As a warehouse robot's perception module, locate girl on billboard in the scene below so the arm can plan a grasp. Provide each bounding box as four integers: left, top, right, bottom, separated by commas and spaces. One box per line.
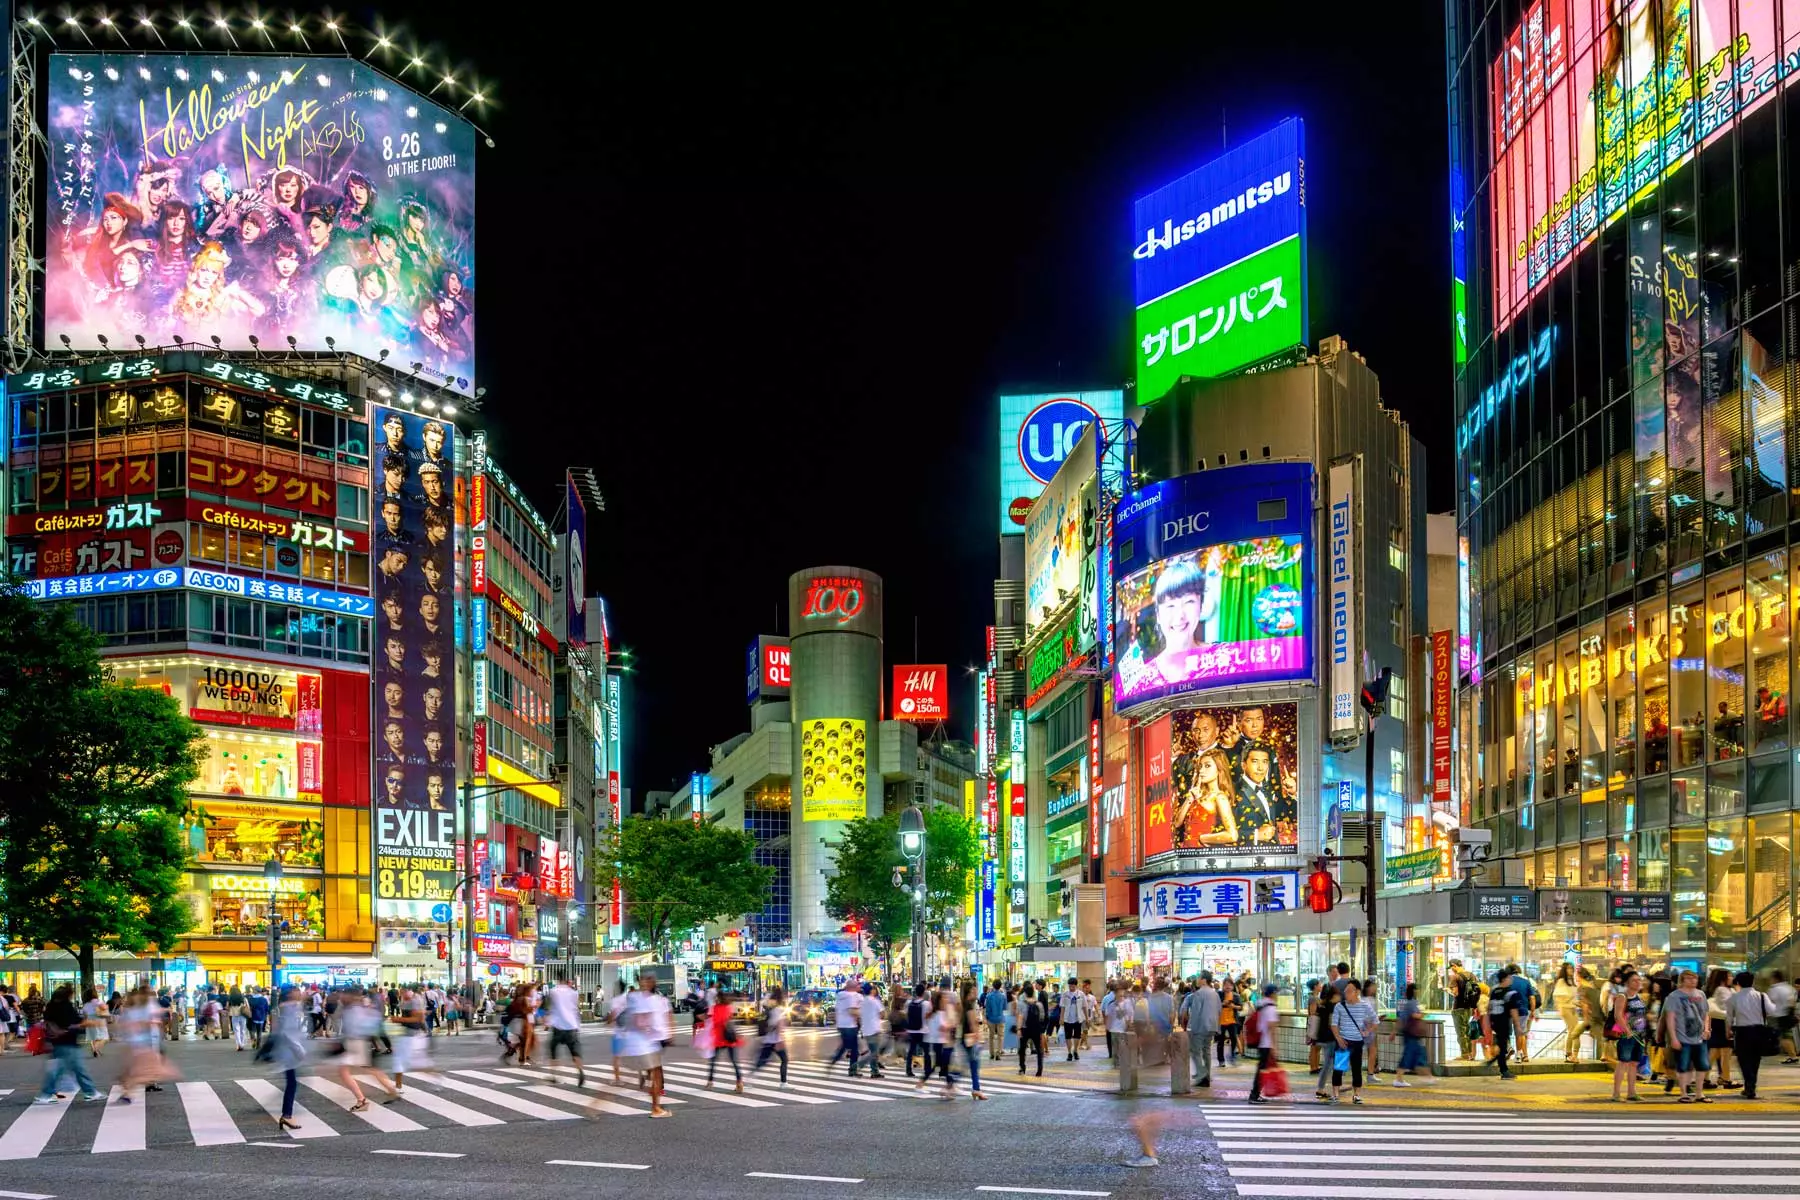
79, 193, 153, 293
151, 201, 201, 298
1171, 748, 1240, 849
335, 171, 378, 235
1118, 554, 1221, 693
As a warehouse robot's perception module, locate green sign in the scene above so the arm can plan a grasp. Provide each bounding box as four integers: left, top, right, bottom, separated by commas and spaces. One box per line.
1026, 617, 1081, 704
1134, 235, 1303, 404
1385, 847, 1441, 885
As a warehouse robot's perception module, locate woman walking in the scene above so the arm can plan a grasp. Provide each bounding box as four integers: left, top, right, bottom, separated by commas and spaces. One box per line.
1725, 969, 1775, 1099
1312, 977, 1338, 1099
934, 987, 963, 1098
334, 988, 398, 1111
1608, 968, 1648, 1102
705, 989, 744, 1093
1550, 962, 1580, 1061
958, 982, 988, 1100
1328, 979, 1376, 1104
81, 987, 110, 1058
1705, 968, 1741, 1089
268, 985, 309, 1129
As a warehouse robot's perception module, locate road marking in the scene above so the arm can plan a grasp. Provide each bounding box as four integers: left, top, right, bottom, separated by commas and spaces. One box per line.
382, 1086, 504, 1127
505, 1063, 687, 1103
299, 1077, 427, 1132
445, 1069, 522, 1085
92, 1086, 144, 1154
0, 1190, 56, 1199
547, 1160, 652, 1170
1226, 1154, 1800, 1168
656, 1079, 779, 1108
372, 1148, 465, 1158
176, 1082, 245, 1146
411, 1073, 581, 1120
658, 1065, 836, 1104
246, 1141, 301, 1148
0, 1099, 72, 1161
1212, 1129, 1778, 1143
746, 1172, 865, 1183
1233, 1190, 1756, 1200
975, 1188, 1109, 1197
518, 1084, 641, 1117
237, 1079, 335, 1138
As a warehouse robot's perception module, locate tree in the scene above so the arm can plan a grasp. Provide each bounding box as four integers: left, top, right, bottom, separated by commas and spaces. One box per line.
826, 806, 982, 965
0, 586, 207, 993
591, 816, 774, 957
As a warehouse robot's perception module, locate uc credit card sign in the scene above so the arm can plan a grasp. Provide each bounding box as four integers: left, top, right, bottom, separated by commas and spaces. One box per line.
1132, 119, 1307, 402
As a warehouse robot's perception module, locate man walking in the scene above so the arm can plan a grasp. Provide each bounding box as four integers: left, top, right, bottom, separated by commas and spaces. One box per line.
1180, 973, 1221, 1088
828, 978, 863, 1076
858, 982, 887, 1077
1062, 977, 1085, 1060
982, 982, 1007, 1059
1667, 969, 1711, 1102
1487, 965, 1524, 1080
1447, 959, 1478, 1060
545, 973, 586, 1088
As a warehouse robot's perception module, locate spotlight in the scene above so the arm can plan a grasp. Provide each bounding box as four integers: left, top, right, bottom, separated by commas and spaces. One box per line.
98, 15, 111, 25
96, 333, 109, 347
379, 348, 389, 361
138, 66, 150, 79
435, 122, 446, 134
286, 335, 298, 348
421, 397, 437, 411
210, 334, 222, 348
59, 333, 71, 348
442, 404, 457, 417
376, 385, 391, 398
315, 73, 330, 86
410, 362, 423, 373
213, 17, 226, 27
134, 334, 146, 348
175, 67, 188, 80
325, 336, 336, 350
406, 106, 418, 118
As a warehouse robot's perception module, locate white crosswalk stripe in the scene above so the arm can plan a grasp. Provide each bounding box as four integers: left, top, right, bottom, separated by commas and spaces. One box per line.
1196, 1104, 1800, 1196
237, 1078, 336, 1138
298, 1076, 428, 1132
91, 1086, 144, 1153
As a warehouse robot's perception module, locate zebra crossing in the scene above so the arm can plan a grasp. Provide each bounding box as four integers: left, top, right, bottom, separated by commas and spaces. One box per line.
0, 1059, 1075, 1160
1195, 1103, 1800, 1197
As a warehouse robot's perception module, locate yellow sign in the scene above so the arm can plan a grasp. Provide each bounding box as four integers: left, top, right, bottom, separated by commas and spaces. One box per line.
487, 756, 560, 806
799, 718, 866, 821
207, 873, 305, 894
708, 959, 749, 972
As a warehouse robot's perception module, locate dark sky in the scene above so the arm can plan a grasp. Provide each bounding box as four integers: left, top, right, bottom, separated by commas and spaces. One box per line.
431, 2, 1451, 795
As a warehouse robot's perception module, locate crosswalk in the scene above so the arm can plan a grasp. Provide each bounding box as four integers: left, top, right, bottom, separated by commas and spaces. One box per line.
0, 1059, 1075, 1160
1195, 1103, 1800, 1197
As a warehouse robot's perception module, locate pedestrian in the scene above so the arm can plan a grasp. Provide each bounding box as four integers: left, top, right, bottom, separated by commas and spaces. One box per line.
1393, 982, 1428, 1086
982, 981, 1007, 1059
81, 986, 110, 1058
1608, 967, 1648, 1102
605, 980, 630, 1085
1446, 958, 1478, 1060
752, 984, 791, 1088
1016, 983, 1045, 1076
828, 977, 863, 1076
247, 986, 270, 1049
32, 984, 102, 1105
1769, 969, 1798, 1062
1725, 969, 1775, 1100
1103, 980, 1130, 1060
1216, 979, 1239, 1067
1507, 963, 1539, 1064
1550, 962, 1580, 1061
1245, 983, 1281, 1104
268, 985, 308, 1130
957, 981, 988, 1101
858, 982, 887, 1077
930, 986, 961, 1097
1312, 975, 1338, 1099
1059, 976, 1084, 1060
1665, 969, 1711, 1103
0, 987, 18, 1054
1705, 967, 1741, 1090
908, 983, 936, 1080
390, 985, 434, 1094
1179, 972, 1220, 1088
543, 974, 586, 1088
612, 971, 673, 1118
1329, 978, 1376, 1104
1485, 965, 1524, 1080
705, 988, 744, 1093
308, 986, 325, 1037
333, 987, 399, 1110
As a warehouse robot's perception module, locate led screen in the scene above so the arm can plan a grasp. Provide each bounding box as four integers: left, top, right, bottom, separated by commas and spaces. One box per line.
798, 718, 866, 821
997, 390, 1123, 530
1112, 463, 1313, 711
1143, 702, 1300, 858
47, 54, 476, 391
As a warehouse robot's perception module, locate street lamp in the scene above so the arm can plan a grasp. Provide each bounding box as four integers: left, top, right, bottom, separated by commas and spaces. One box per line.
263, 857, 283, 988
898, 805, 926, 988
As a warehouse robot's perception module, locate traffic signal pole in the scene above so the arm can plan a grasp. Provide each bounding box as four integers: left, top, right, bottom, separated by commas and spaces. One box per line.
1363, 707, 1378, 982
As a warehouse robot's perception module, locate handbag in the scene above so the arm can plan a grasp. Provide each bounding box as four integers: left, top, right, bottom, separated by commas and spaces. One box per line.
1333, 1047, 1350, 1071
1258, 1063, 1291, 1097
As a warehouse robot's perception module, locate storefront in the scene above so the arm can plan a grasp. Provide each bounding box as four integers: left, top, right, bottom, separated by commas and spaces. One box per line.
1138, 870, 1298, 984
192, 868, 323, 940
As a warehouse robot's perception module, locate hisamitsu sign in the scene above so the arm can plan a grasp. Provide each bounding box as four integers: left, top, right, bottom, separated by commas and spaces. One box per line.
1138, 872, 1300, 931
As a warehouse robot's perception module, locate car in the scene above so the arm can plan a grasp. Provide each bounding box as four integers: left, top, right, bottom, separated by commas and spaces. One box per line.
788, 988, 836, 1025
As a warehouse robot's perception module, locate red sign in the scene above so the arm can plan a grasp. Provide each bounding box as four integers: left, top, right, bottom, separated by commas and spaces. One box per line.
892, 664, 948, 722
1141, 716, 1174, 858
473, 837, 490, 927
473, 718, 489, 775
611, 879, 623, 928
800, 575, 867, 625
608, 769, 623, 928
763, 644, 791, 689
470, 474, 488, 530
188, 451, 334, 516
35, 451, 173, 504
540, 838, 562, 898
1088, 719, 1103, 860
1007, 496, 1034, 525
471, 535, 487, 593
297, 741, 322, 804
7, 522, 184, 578
474, 933, 513, 960
1432, 628, 1454, 800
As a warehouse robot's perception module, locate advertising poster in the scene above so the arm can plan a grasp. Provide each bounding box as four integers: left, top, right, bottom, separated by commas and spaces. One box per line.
1488, 0, 1795, 326
798, 718, 866, 820
997, 391, 1123, 530
1327, 460, 1359, 738
1431, 629, 1454, 800
565, 473, 587, 649
892, 664, 948, 722
1112, 463, 1313, 711
1144, 703, 1299, 859
47, 54, 477, 390
1133, 118, 1306, 402
1025, 422, 1097, 639
1138, 872, 1301, 929
372, 404, 458, 906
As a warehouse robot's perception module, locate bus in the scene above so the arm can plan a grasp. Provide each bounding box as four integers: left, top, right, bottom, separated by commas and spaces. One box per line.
699, 956, 806, 1019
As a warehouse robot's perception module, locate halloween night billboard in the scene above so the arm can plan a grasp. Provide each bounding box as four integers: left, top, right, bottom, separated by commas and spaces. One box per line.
47, 54, 477, 391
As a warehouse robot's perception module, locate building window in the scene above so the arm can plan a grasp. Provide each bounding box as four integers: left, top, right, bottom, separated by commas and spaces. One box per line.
1388, 748, 1405, 795
1389, 527, 1406, 571
1389, 673, 1406, 718
1389, 602, 1404, 647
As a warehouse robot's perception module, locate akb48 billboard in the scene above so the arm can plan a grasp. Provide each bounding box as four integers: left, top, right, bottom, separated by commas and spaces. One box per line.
47, 54, 477, 391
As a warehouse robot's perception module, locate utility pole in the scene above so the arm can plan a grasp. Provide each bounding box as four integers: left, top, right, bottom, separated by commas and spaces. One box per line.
1358, 668, 1394, 983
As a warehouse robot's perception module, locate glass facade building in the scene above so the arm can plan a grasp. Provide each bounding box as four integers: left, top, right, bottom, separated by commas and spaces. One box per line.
1450, 0, 1800, 976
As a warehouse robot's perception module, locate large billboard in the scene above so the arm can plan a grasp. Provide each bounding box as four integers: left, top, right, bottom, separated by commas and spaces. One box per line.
47, 54, 477, 391
1112, 463, 1313, 712
798, 718, 866, 820
566, 473, 587, 649
1024, 423, 1096, 637
997, 390, 1124, 530
1488, 0, 1795, 328
892, 664, 948, 722
1327, 460, 1359, 739
1133, 119, 1306, 403
1144, 703, 1300, 859
371, 404, 458, 910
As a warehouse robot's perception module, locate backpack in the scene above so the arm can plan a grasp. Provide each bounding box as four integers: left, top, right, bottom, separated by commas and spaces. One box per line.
1455, 974, 1480, 1007
906, 998, 924, 1030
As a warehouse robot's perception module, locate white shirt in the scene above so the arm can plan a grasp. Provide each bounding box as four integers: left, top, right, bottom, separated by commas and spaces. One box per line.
1769, 980, 1797, 1018
1104, 992, 1133, 1033
617, 989, 672, 1057
1727, 987, 1774, 1028
834, 987, 862, 1028
858, 993, 884, 1036
545, 983, 581, 1031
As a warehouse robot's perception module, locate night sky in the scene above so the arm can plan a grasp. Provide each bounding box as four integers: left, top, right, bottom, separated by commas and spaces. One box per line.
431, 2, 1451, 794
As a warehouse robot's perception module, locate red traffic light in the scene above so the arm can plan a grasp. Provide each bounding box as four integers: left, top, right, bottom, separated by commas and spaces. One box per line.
841, 922, 860, 934
1306, 866, 1336, 914
436, 939, 448, 960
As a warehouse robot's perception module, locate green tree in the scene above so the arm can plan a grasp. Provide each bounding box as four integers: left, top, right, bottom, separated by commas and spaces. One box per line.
0, 587, 206, 993
592, 817, 774, 956
826, 807, 981, 963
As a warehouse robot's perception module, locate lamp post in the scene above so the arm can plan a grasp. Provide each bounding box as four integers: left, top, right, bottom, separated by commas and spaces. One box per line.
898, 805, 926, 987
263, 857, 284, 988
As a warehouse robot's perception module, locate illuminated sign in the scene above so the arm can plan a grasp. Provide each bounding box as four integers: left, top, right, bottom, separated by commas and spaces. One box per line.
474, 934, 514, 961
5, 353, 362, 416
1455, 325, 1555, 454
104, 501, 162, 529
472, 597, 489, 655
188, 451, 334, 517
473, 837, 490, 931
747, 637, 791, 703
1138, 872, 1299, 930
23, 566, 372, 616
691, 773, 712, 825
1133, 119, 1307, 401
892, 664, 948, 722
471, 535, 488, 593
799, 719, 866, 821
47, 55, 477, 392
1089, 719, 1103, 861
492, 585, 541, 638
800, 576, 868, 625
472, 660, 489, 717
1026, 616, 1082, 707
207, 872, 306, 894
1008, 784, 1027, 884
472, 718, 488, 776
998, 391, 1123, 530
1143, 702, 1300, 859
566, 473, 588, 649
1431, 629, 1454, 800
1328, 461, 1357, 737
1112, 463, 1313, 711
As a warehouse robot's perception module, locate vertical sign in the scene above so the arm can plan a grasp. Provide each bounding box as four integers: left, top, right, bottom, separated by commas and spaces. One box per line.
608, 671, 624, 935
1327, 460, 1359, 739
473, 836, 490, 933
963, 778, 978, 932
372, 405, 457, 909
1431, 628, 1454, 800
565, 472, 587, 649
1088, 719, 1103, 865
691, 772, 710, 825
472, 717, 488, 777
1007, 784, 1027, 937
974, 669, 989, 775
1010, 708, 1025, 779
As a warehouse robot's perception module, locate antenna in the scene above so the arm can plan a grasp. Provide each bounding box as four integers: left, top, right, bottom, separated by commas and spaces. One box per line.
1222, 106, 1228, 150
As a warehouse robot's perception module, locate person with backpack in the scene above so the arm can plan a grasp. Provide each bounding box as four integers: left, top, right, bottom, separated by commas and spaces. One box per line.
1016, 983, 1045, 1076
1245, 983, 1282, 1104
1447, 960, 1479, 1060
1484, 966, 1524, 1080
1725, 969, 1776, 1099
704, 988, 744, 1093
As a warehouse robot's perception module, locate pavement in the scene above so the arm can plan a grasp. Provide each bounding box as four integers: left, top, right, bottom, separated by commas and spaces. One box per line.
3, 1025, 1799, 1197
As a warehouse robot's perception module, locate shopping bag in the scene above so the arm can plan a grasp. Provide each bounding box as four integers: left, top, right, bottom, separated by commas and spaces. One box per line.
1258, 1064, 1291, 1097
1333, 1047, 1350, 1072
694, 1021, 715, 1057
24, 1022, 46, 1055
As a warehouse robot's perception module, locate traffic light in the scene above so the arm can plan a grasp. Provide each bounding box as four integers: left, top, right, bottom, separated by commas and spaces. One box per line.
1306, 861, 1336, 914
840, 921, 860, 935
1360, 667, 1395, 718
436, 939, 449, 961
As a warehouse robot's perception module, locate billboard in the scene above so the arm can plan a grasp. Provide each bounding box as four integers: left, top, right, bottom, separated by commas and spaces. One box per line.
1112, 463, 1313, 712
1431, 629, 1454, 800
997, 390, 1124, 530
566, 474, 587, 649
1144, 702, 1300, 859
745, 635, 791, 703
371, 404, 458, 909
1133, 119, 1306, 403
1327, 461, 1359, 739
892, 664, 948, 722
791, 570, 883, 639
47, 54, 477, 391
1487, 0, 1795, 328
1025, 423, 1097, 638
798, 718, 866, 821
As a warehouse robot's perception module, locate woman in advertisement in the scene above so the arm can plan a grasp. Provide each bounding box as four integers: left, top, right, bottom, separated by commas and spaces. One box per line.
1119, 557, 1219, 692
1171, 748, 1240, 849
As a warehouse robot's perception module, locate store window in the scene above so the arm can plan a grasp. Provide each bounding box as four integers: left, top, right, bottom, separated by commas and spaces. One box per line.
1637, 828, 1669, 892
1747, 550, 1789, 754
1046, 822, 1083, 868
1557, 632, 1580, 794
1534, 641, 1556, 800
1706, 567, 1747, 760
1639, 593, 1670, 774
1670, 826, 1706, 952
1669, 579, 1705, 769
1709, 759, 1746, 820
1608, 607, 1636, 781
1707, 816, 1749, 956
197, 873, 322, 939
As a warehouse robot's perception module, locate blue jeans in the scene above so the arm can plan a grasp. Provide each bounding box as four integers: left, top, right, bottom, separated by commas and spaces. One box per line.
282, 1068, 299, 1117
753, 1040, 788, 1082
828, 1027, 860, 1071
964, 1042, 983, 1093
38, 1043, 97, 1099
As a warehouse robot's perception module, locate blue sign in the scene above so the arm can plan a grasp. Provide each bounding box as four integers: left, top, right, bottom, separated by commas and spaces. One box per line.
430, 903, 453, 924
1019, 398, 1097, 486
24, 566, 374, 618
979, 859, 997, 944
746, 638, 762, 704
1132, 118, 1306, 309
997, 390, 1124, 530
472, 597, 489, 656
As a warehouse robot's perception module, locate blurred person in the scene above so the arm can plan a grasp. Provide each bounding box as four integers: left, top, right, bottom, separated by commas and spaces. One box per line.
751, 984, 790, 1088
908, 983, 936, 1080
982, 981, 1008, 1058
1769, 969, 1798, 1061
1216, 979, 1239, 1067
705, 988, 744, 1093
33, 984, 101, 1105
334, 988, 398, 1110
1015, 983, 1045, 1077
932, 986, 962, 1098
611, 971, 672, 1118
1705, 967, 1741, 1089
81, 986, 110, 1058
544, 974, 586, 1088
1726, 969, 1776, 1099
1180, 972, 1220, 1088
858, 982, 887, 1077
390, 985, 433, 1094
1666, 970, 1711, 1103
828, 977, 863, 1076
1393, 982, 1429, 1086
958, 981, 988, 1100
1245, 983, 1282, 1104
267, 986, 309, 1130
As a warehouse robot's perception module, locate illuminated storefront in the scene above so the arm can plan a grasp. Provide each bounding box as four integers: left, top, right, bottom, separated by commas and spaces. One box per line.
1451, 0, 1800, 982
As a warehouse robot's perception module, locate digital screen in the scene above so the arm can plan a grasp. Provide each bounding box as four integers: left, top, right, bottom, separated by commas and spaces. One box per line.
1143, 702, 1299, 859
1112, 463, 1312, 710
1132, 119, 1306, 402
371, 404, 458, 906
798, 718, 866, 821
1024, 423, 1094, 640
1487, 0, 1792, 328
47, 54, 476, 391
566, 474, 587, 648
997, 391, 1123, 530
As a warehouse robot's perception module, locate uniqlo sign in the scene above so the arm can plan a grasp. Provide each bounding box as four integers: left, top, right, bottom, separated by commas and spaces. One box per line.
1431, 628, 1454, 799
892, 664, 948, 722
763, 644, 791, 689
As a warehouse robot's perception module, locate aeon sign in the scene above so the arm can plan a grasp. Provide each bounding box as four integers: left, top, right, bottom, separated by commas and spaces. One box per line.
801, 576, 867, 625
1019, 397, 1098, 487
